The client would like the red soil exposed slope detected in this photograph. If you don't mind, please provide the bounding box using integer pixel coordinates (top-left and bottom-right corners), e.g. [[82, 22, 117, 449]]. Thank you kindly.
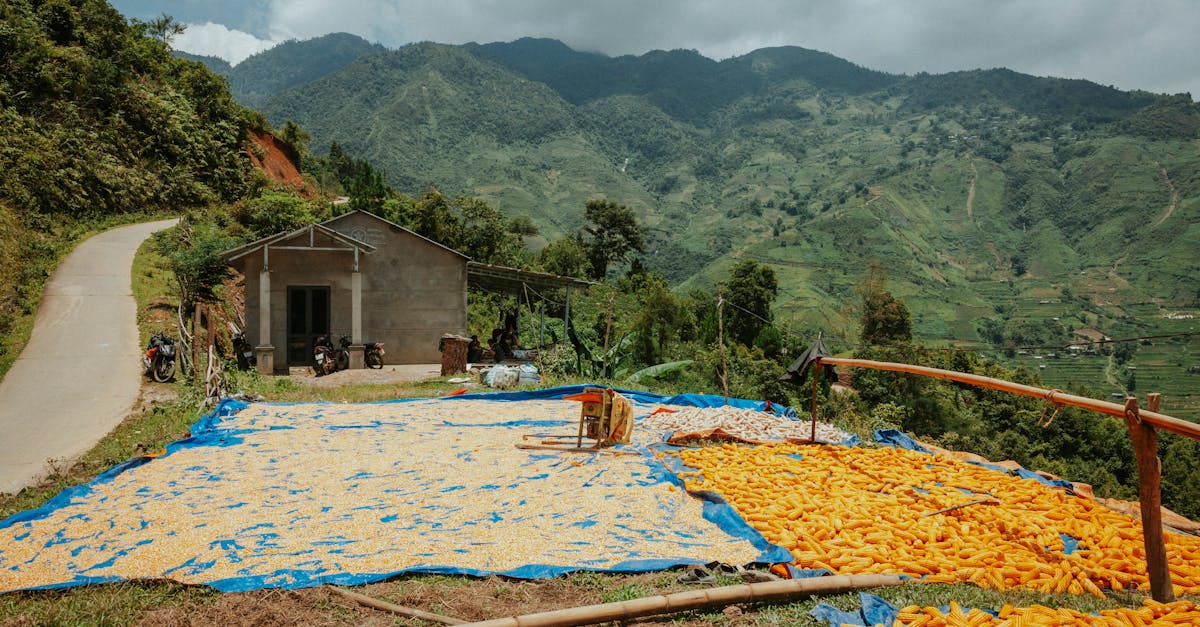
[[246, 129, 313, 196]]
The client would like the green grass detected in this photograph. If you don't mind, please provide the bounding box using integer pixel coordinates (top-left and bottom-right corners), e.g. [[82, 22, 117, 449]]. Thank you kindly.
[[0, 581, 221, 627], [131, 236, 182, 345]]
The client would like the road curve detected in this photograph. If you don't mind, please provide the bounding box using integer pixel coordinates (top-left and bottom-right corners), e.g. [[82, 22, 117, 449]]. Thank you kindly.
[[0, 219, 178, 494]]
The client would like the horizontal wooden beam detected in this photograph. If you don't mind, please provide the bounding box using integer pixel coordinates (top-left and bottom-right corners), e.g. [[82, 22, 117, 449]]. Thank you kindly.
[[820, 357, 1200, 440]]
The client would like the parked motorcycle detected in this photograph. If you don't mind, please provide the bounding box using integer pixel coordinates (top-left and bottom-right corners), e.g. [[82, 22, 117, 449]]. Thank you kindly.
[[364, 341, 385, 369], [143, 333, 177, 383], [312, 334, 336, 376], [335, 335, 352, 372], [330, 336, 385, 371], [232, 332, 256, 371]]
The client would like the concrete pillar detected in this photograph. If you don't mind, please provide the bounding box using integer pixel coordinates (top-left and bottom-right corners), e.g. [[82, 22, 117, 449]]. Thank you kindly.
[[348, 344, 365, 369], [255, 346, 274, 375], [352, 271, 362, 344], [256, 269, 274, 375], [258, 269, 271, 345]]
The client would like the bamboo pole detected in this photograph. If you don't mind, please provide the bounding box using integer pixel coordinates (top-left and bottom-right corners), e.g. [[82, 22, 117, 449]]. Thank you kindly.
[[923, 498, 997, 517], [326, 586, 466, 625], [810, 366, 819, 442], [600, 289, 615, 377], [515, 443, 642, 456], [1125, 396, 1175, 602], [191, 304, 202, 383], [459, 574, 902, 627], [818, 357, 1200, 440], [717, 288, 729, 405]]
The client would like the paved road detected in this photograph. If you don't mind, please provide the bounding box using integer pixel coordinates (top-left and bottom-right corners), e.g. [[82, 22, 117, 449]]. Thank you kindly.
[[0, 219, 178, 494]]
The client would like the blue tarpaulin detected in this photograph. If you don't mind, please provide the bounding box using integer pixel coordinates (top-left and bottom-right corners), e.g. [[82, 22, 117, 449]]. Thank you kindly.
[[811, 593, 1004, 626], [0, 386, 790, 593], [873, 429, 1080, 492], [810, 592, 900, 626]]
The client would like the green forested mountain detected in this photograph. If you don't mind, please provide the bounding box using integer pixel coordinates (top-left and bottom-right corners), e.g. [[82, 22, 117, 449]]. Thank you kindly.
[[173, 50, 231, 74], [222, 33, 387, 108], [207, 34, 1200, 413]]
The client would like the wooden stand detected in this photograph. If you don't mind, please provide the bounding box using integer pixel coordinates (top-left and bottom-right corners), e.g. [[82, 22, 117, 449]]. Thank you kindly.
[[575, 387, 610, 447], [1125, 395, 1175, 602]]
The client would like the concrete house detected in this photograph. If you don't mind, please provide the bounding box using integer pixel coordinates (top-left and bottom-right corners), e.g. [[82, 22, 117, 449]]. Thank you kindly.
[[221, 210, 593, 374], [221, 210, 469, 373]]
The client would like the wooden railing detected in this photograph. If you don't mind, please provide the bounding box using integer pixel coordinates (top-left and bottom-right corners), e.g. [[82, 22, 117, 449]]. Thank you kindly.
[[812, 356, 1199, 602]]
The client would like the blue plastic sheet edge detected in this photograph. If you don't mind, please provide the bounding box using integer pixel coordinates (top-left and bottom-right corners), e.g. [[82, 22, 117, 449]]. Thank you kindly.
[[872, 429, 1077, 492], [0, 399, 249, 532], [643, 441, 794, 567], [1, 385, 796, 591], [811, 593, 1011, 626], [442, 383, 780, 414], [203, 556, 751, 593], [810, 591, 900, 627]]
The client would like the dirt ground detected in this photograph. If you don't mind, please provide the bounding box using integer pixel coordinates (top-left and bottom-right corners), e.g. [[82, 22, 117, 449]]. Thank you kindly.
[[132, 572, 743, 627], [285, 363, 446, 388]]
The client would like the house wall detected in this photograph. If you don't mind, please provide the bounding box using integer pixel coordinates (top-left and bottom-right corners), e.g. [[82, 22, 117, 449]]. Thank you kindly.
[[240, 213, 467, 372]]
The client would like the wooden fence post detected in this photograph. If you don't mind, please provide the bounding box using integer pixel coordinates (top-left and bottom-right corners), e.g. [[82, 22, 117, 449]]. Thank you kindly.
[[1124, 396, 1174, 602]]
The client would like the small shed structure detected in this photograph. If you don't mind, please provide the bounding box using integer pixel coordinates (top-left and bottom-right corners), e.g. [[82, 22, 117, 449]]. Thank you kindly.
[[222, 211, 468, 373], [221, 210, 593, 374]]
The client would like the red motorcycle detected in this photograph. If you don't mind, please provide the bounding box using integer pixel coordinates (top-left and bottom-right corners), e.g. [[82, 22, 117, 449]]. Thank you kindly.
[[142, 333, 177, 382]]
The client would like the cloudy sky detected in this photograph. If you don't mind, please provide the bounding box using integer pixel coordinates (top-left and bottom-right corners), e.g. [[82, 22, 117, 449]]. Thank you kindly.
[[110, 0, 1199, 98]]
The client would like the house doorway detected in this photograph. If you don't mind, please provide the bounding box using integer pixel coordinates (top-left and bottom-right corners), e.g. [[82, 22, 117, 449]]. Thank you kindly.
[[287, 286, 330, 365]]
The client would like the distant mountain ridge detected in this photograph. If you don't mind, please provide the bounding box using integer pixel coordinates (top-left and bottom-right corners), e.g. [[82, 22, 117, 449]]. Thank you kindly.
[[236, 34, 1199, 360], [185, 33, 388, 108]]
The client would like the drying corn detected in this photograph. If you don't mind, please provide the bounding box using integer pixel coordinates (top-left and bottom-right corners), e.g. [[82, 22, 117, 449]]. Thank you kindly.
[[642, 406, 850, 443], [0, 398, 762, 592], [677, 442, 1200, 597], [892, 598, 1200, 626]]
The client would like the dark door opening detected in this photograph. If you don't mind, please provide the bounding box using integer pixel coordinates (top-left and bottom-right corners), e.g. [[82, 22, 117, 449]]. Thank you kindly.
[[286, 286, 330, 365]]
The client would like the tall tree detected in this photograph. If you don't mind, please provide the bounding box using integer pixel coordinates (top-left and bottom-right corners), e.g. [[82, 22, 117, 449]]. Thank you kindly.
[[723, 259, 778, 347], [280, 120, 312, 160], [410, 190, 457, 244], [857, 264, 912, 346], [456, 196, 512, 265], [347, 169, 389, 215], [537, 236, 591, 278], [144, 13, 185, 48], [580, 199, 645, 280], [627, 272, 685, 365]]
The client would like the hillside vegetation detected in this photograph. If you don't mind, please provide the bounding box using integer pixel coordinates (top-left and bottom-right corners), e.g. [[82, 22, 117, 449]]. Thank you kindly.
[[240, 35, 1200, 413], [0, 0, 258, 375]]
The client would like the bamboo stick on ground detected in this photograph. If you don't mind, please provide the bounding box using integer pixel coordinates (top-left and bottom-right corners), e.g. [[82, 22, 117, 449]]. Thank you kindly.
[[514, 443, 643, 456], [922, 498, 997, 517], [458, 574, 903, 627], [327, 585, 466, 625]]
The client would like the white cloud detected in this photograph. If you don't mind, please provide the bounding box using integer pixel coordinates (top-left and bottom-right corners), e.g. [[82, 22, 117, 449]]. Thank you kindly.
[[265, 0, 408, 46], [175, 22, 278, 65], [143, 0, 1199, 96]]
